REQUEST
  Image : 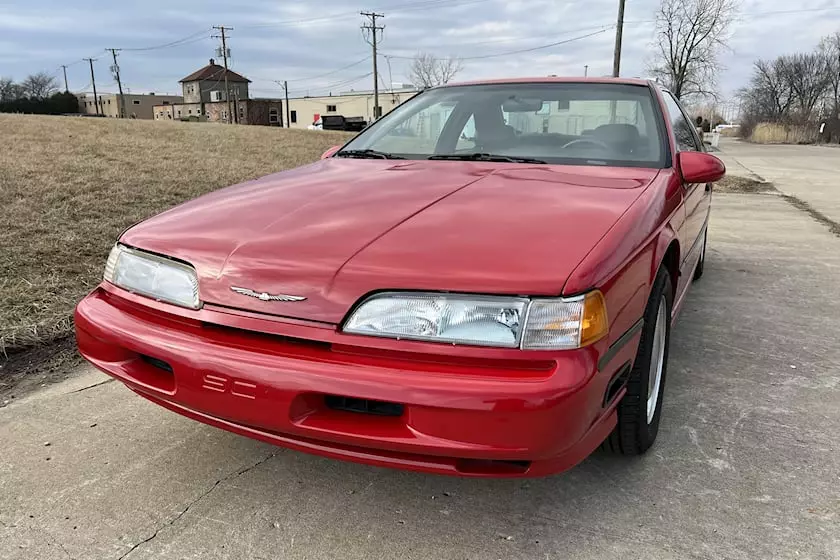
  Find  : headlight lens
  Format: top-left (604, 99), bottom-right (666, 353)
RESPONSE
top-left (343, 290), bottom-right (608, 350)
top-left (343, 293), bottom-right (529, 348)
top-left (104, 244), bottom-right (200, 309)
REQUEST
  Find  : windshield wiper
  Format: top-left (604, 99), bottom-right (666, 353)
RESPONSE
top-left (428, 153), bottom-right (547, 164)
top-left (335, 149), bottom-right (405, 160)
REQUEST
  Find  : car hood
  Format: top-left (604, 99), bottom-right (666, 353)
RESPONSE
top-left (121, 158), bottom-right (656, 323)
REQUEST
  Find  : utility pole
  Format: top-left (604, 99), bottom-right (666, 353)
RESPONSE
top-left (361, 11), bottom-right (385, 120)
top-left (212, 26), bottom-right (234, 124)
top-left (60, 65), bottom-right (69, 92)
top-left (84, 58), bottom-right (101, 116)
top-left (584, 65), bottom-right (589, 77)
top-left (284, 80), bottom-right (290, 128)
top-left (612, 0), bottom-right (626, 77)
top-left (108, 49), bottom-right (126, 118)
top-left (274, 80), bottom-right (292, 127)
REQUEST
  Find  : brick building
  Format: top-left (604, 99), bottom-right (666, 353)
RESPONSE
top-left (153, 59), bottom-right (282, 126)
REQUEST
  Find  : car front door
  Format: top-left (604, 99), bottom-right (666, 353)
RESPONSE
top-left (662, 91), bottom-right (711, 277)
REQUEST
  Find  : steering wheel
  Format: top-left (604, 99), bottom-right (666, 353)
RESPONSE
top-left (562, 138), bottom-right (611, 151)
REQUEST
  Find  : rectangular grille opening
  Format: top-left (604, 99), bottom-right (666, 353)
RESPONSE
top-left (140, 354), bottom-right (174, 373)
top-left (324, 395), bottom-right (404, 417)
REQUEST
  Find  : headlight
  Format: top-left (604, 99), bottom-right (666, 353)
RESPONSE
top-left (104, 244), bottom-right (200, 309)
top-left (343, 291), bottom-right (608, 350)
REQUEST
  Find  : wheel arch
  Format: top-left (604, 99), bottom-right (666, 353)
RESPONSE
top-left (654, 230), bottom-right (680, 300)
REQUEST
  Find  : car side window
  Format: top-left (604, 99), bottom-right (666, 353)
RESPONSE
top-left (455, 114), bottom-right (477, 151)
top-left (662, 92), bottom-right (700, 152)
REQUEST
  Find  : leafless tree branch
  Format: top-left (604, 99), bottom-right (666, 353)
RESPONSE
top-left (408, 52), bottom-right (464, 89)
top-left (648, 0), bottom-right (737, 101)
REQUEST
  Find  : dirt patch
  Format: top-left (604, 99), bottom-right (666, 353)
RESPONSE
top-left (715, 175), bottom-right (777, 194)
top-left (0, 337), bottom-right (86, 406)
top-left (781, 195), bottom-right (840, 238)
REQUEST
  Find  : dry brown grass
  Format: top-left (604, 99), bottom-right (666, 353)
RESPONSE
top-left (0, 114), bottom-right (352, 353)
top-left (749, 123), bottom-right (817, 144)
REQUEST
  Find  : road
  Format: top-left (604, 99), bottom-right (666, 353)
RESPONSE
top-left (2, 150), bottom-right (840, 559)
top-left (718, 139), bottom-right (840, 225)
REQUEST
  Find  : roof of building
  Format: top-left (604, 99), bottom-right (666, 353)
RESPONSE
top-left (180, 59), bottom-right (251, 83)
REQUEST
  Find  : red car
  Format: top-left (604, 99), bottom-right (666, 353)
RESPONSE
top-left (75, 78), bottom-right (725, 477)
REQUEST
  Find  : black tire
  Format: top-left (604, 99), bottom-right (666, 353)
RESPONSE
top-left (693, 230), bottom-right (707, 281)
top-left (605, 266), bottom-right (673, 455)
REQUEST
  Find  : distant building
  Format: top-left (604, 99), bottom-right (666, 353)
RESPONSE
top-left (286, 86), bottom-right (419, 129)
top-left (154, 59), bottom-right (281, 125)
top-left (153, 59), bottom-right (418, 127)
top-left (76, 92), bottom-right (184, 120)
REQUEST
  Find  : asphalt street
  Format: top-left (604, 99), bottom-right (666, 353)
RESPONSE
top-left (1, 143), bottom-right (839, 560)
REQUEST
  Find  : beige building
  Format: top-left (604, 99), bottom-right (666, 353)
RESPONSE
top-left (286, 87), bottom-right (419, 129)
top-left (76, 92), bottom-right (183, 120)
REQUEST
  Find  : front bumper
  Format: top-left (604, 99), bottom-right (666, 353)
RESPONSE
top-left (74, 285), bottom-right (634, 477)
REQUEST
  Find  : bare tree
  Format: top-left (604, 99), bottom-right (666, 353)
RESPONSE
top-left (0, 77), bottom-right (24, 102)
top-left (819, 32), bottom-right (840, 119)
top-left (779, 53), bottom-right (832, 121)
top-left (408, 52), bottom-right (464, 89)
top-left (742, 58), bottom-right (796, 121)
top-left (20, 72), bottom-right (58, 99)
top-left (649, 0), bottom-right (737, 100)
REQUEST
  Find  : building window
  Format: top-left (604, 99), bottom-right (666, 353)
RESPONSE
top-left (107, 99), bottom-right (111, 105)
top-left (188, 109), bottom-right (192, 115)
top-left (269, 108), bottom-right (279, 124)
top-left (162, 101), bottom-right (170, 105)
top-left (290, 110), bottom-right (297, 123)
top-left (133, 100), bottom-right (141, 105)
top-left (177, 110), bottom-right (182, 116)
top-left (326, 104), bottom-right (337, 112)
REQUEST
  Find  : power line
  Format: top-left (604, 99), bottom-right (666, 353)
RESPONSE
top-left (120, 29), bottom-right (211, 52)
top-left (286, 57), bottom-right (372, 83)
top-left (121, 35), bottom-right (210, 56)
top-left (239, 0), bottom-right (492, 29)
top-left (382, 27), bottom-right (610, 60)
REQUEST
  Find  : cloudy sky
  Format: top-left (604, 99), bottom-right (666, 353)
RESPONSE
top-left (2, 0), bottom-right (839, 102)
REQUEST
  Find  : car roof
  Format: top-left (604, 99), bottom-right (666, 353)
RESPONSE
top-left (437, 77), bottom-right (653, 88)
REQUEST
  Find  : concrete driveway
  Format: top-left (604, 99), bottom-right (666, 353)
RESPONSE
top-left (719, 139), bottom-right (840, 224)
top-left (2, 185), bottom-right (839, 558)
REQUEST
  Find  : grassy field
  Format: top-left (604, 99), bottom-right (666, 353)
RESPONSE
top-left (0, 114), bottom-right (352, 354)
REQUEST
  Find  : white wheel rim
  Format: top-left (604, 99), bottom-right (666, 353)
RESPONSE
top-left (647, 296), bottom-right (667, 424)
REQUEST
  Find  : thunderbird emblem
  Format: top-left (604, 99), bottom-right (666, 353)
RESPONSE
top-left (230, 286), bottom-right (307, 302)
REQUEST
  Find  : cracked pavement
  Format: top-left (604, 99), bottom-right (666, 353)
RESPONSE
top-left (1, 143), bottom-right (839, 559)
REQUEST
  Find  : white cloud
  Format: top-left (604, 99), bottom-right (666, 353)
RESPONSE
top-left (1, 0), bottom-right (838, 98)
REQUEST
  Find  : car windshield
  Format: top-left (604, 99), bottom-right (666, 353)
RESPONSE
top-left (339, 82), bottom-right (666, 167)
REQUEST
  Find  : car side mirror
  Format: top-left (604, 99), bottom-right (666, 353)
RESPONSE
top-left (678, 151), bottom-right (726, 183)
top-left (321, 146), bottom-right (341, 159)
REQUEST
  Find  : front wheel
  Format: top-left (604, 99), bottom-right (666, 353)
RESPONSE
top-left (605, 266), bottom-right (673, 455)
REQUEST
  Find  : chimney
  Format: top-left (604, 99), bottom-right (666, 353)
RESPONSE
top-left (210, 58), bottom-right (215, 65)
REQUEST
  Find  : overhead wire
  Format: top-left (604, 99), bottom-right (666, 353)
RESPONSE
top-left (382, 27), bottom-right (611, 60)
